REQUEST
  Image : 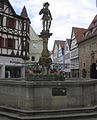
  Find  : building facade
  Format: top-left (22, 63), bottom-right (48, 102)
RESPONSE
top-left (70, 27), bottom-right (86, 78)
top-left (52, 40), bottom-right (65, 71)
top-left (52, 40), bottom-right (59, 64)
top-left (64, 39), bottom-right (71, 77)
top-left (29, 26), bottom-right (43, 63)
top-left (0, 0), bottom-right (30, 78)
top-left (79, 15), bottom-right (97, 78)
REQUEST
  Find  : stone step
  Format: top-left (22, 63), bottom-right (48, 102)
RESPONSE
top-left (0, 105), bottom-right (97, 119)
top-left (0, 106), bottom-right (97, 120)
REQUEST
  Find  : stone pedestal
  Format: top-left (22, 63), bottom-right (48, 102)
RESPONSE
top-left (39, 31), bottom-right (52, 74)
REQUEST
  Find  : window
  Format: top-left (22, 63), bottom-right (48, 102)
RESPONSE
top-left (27, 24), bottom-right (29, 33)
top-left (0, 15), bottom-right (3, 26)
top-left (31, 56), bottom-right (35, 61)
top-left (6, 17), bottom-right (16, 29)
top-left (23, 23), bottom-right (26, 30)
top-left (0, 2), bottom-right (4, 9)
top-left (6, 38), bottom-right (15, 49)
top-left (22, 22), bottom-right (29, 33)
top-left (26, 42), bottom-right (29, 52)
top-left (0, 37), bottom-right (4, 47)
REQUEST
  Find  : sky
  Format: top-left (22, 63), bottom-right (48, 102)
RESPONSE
top-left (9, 0), bottom-right (97, 50)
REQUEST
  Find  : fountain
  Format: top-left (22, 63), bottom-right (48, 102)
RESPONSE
top-left (39, 2), bottom-right (53, 74)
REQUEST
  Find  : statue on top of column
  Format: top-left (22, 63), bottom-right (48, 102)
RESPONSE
top-left (39, 2), bottom-right (52, 32)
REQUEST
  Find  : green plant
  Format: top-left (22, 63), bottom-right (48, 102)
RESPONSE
top-left (26, 74), bottom-right (65, 81)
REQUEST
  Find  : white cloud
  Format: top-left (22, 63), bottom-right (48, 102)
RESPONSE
top-left (9, 0), bottom-right (97, 50)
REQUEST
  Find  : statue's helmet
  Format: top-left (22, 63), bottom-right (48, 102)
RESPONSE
top-left (43, 2), bottom-right (50, 7)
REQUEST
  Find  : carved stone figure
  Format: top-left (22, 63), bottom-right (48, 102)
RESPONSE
top-left (39, 2), bottom-right (52, 31)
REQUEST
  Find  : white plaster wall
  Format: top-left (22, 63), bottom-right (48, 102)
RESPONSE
top-left (64, 40), bottom-right (71, 72)
top-left (29, 26), bottom-right (43, 62)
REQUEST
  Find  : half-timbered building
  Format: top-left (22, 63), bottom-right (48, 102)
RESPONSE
top-left (70, 27), bottom-right (86, 78)
top-left (0, 0), bottom-right (30, 78)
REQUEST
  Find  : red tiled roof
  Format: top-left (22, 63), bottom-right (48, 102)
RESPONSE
top-left (73, 27), bottom-right (87, 43)
top-left (60, 41), bottom-right (65, 55)
top-left (60, 41), bottom-right (65, 49)
top-left (79, 15), bottom-right (97, 43)
top-left (52, 40), bottom-right (65, 55)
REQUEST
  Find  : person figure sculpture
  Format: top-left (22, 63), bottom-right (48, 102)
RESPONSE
top-left (39, 2), bottom-right (52, 32)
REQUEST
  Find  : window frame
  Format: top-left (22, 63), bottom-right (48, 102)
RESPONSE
top-left (0, 37), bottom-right (4, 47)
top-left (6, 17), bottom-right (16, 29)
top-left (0, 14), bottom-right (3, 26)
top-left (31, 56), bottom-right (35, 61)
top-left (6, 38), bottom-right (15, 49)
